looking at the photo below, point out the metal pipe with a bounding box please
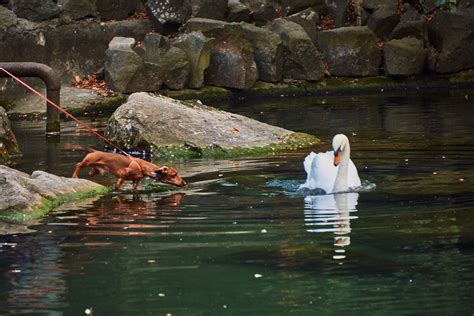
[0,62,61,134]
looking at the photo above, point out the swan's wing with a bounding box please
[301,151,337,193]
[348,159,362,188]
[303,152,317,176]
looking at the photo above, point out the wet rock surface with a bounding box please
[104,92,319,155]
[0,165,105,222]
[0,107,20,164]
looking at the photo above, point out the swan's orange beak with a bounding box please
[333,150,340,167]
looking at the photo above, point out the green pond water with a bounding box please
[1,90,474,315]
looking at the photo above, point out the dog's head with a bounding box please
[153,166,186,187]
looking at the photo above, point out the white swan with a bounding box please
[300,134,361,194]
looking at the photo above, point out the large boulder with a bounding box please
[241,0,279,26]
[10,0,61,22]
[326,0,351,27]
[0,5,17,30]
[184,18,258,89]
[390,5,427,41]
[271,18,325,81]
[104,93,320,155]
[227,0,251,22]
[0,166,105,222]
[104,41,147,93]
[280,0,322,15]
[96,0,143,21]
[317,26,381,76]
[58,0,96,19]
[427,11,474,73]
[384,37,425,76]
[171,32,214,88]
[286,7,320,44]
[145,0,228,33]
[367,5,400,39]
[0,107,20,164]
[241,23,284,82]
[205,31,258,89]
[361,0,397,10]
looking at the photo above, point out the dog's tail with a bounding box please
[63,144,96,153]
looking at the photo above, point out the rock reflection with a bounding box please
[304,193,359,260]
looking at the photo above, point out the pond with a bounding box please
[1,90,474,315]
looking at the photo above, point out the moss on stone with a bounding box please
[0,186,110,224]
[151,132,320,159]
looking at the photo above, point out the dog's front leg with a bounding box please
[115,177,125,190]
[72,162,84,178]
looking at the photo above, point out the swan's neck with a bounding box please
[332,145,350,193]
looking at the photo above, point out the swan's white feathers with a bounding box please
[301,134,361,194]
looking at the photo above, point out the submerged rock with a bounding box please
[0,107,20,164]
[0,166,106,223]
[104,93,320,157]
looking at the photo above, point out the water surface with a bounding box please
[1,90,473,315]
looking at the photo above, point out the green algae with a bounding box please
[151,132,320,159]
[0,186,110,224]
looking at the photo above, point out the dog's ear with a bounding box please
[155,166,169,175]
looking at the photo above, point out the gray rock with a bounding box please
[384,37,425,76]
[227,0,251,22]
[367,5,400,39]
[190,0,228,20]
[58,0,96,19]
[317,26,381,76]
[172,32,214,88]
[159,47,191,90]
[205,30,258,89]
[183,17,230,36]
[326,0,351,27]
[96,0,143,21]
[10,0,61,22]
[280,0,322,15]
[0,107,20,164]
[184,18,258,88]
[6,87,127,116]
[0,5,17,30]
[361,0,397,10]
[145,0,227,32]
[241,0,279,26]
[104,92,318,152]
[108,36,136,49]
[427,11,474,73]
[0,165,104,219]
[390,5,427,41]
[271,18,324,81]
[286,7,320,44]
[137,33,191,90]
[420,0,437,13]
[104,46,144,93]
[241,23,283,82]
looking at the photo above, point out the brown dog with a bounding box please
[67,146,186,190]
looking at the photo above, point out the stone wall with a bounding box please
[0,0,473,98]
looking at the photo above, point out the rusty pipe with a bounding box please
[0,62,61,134]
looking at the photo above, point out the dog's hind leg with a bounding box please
[115,177,126,190]
[72,162,86,178]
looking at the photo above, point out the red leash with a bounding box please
[0,67,137,164]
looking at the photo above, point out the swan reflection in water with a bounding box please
[304,192,359,260]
